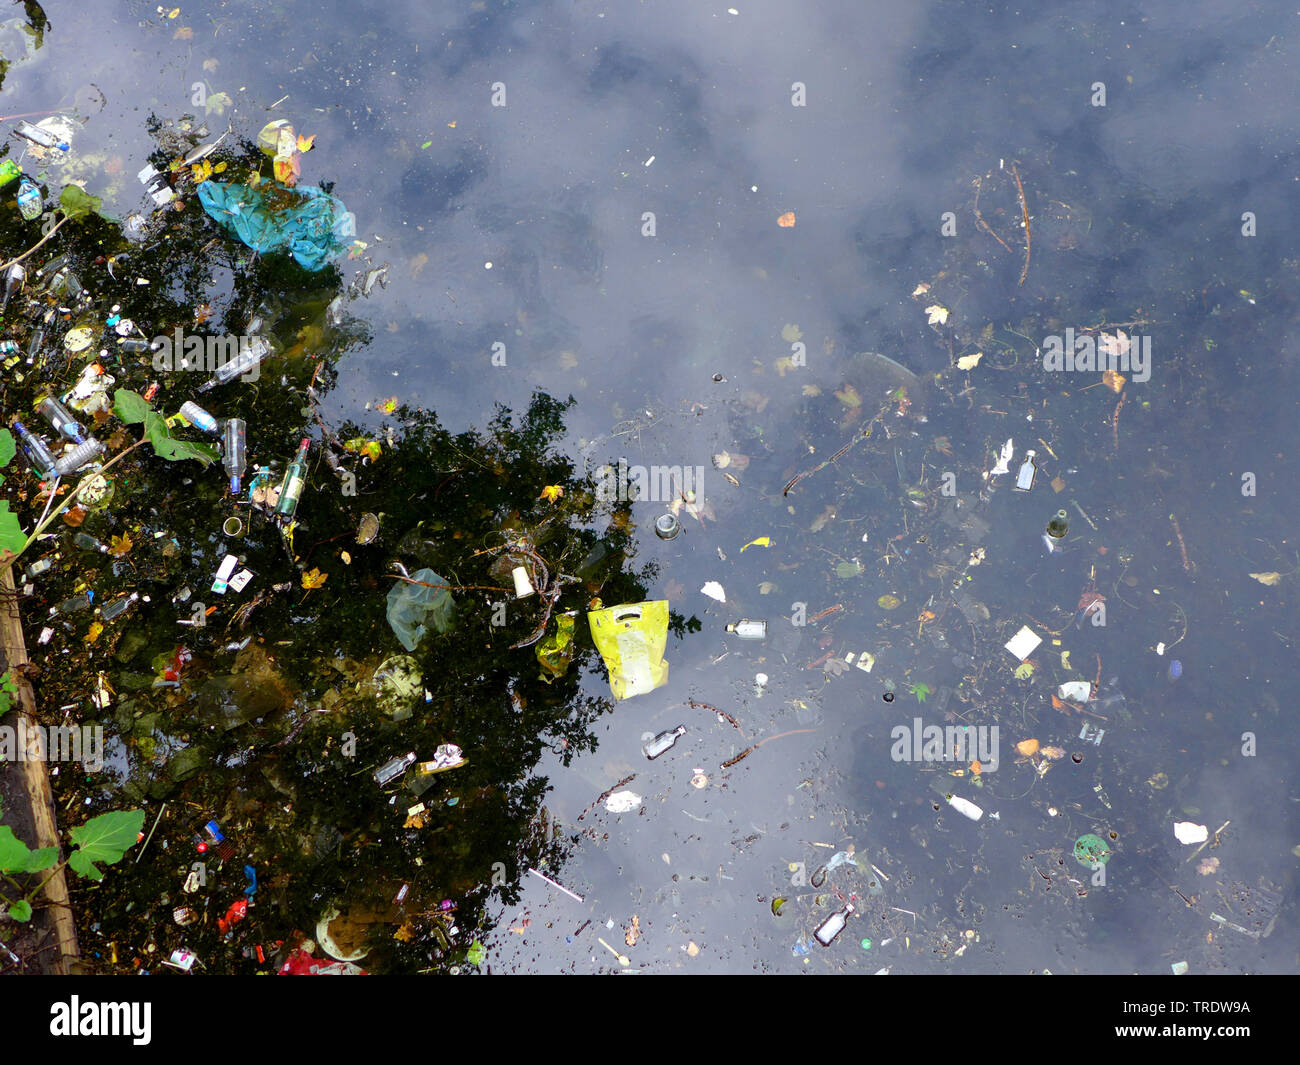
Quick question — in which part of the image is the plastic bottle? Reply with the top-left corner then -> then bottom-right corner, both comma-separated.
12,420 -> 59,477
14,121 -> 69,151
53,437 -> 104,477
197,335 -> 271,392
178,400 -> 218,434
274,439 -> 310,518
222,418 -> 246,494
643,725 -> 686,760
101,592 -> 139,621
49,593 -> 92,616
74,532 -> 108,554
374,751 -> 416,785
725,619 -> 767,640
37,395 -> 87,443
814,903 -> 854,946
16,177 -> 41,221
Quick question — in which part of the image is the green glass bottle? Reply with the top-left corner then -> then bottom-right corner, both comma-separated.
275,439 -> 311,518
1045,509 -> 1069,540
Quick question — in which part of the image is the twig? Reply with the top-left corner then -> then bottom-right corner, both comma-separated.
721,727 -> 818,769
0,213 -> 71,273
1169,513 -> 1193,572
134,803 -> 167,863
1012,164 -> 1031,285
783,401 -> 888,496
1111,391 -> 1126,453
685,698 -> 744,733
972,176 -> 1013,253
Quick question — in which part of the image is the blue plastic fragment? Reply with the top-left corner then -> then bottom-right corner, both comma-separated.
243,865 -> 257,897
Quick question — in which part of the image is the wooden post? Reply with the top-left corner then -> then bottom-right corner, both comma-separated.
0,563 -> 79,973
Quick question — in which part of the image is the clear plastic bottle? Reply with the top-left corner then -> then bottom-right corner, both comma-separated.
814,903 -> 854,946
16,177 -> 41,221
74,532 -> 108,553
1,263 -> 24,312
101,592 -> 139,621
37,395 -> 87,443
12,420 -> 59,477
53,437 -> 104,477
14,121 -> 69,151
725,619 -> 767,640
643,725 -> 686,760
178,400 -> 218,434
222,418 -> 247,494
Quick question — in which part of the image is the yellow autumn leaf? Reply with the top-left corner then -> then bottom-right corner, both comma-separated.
297,134 -> 315,153
86,621 -> 104,645
394,922 -> 416,942
301,567 -> 328,590
167,7 -> 180,17
801,384 -> 822,396
108,531 -> 133,556
274,153 -> 301,185
380,396 -> 399,414
925,304 -> 949,325
1249,572 -> 1282,586
911,282 -> 931,297
956,351 -> 983,370
1016,738 -> 1040,757
213,161 -> 227,174
1102,368 -> 1125,392
740,536 -> 772,552
774,356 -> 797,376
539,484 -> 564,503
833,383 -> 861,408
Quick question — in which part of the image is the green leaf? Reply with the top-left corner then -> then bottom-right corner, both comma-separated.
0,428 -> 14,469
7,899 -> 32,922
0,825 -> 57,873
66,809 -> 145,881
835,560 -> 864,579
466,940 -> 486,966
912,682 -> 932,703
0,503 -> 27,557
144,411 -> 217,466
59,184 -> 102,221
205,91 -> 232,116
113,388 -> 151,425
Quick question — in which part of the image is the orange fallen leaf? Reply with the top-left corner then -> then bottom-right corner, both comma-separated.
1050,693 -> 1066,710
625,914 -> 641,947
1041,746 -> 1066,760
1102,368 -> 1125,392
777,211 -> 796,228
301,567 -> 328,590
539,484 -> 564,503
1016,738 -> 1040,757
969,760 -> 982,776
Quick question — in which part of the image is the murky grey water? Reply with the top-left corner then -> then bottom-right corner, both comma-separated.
5,0 -> 1298,973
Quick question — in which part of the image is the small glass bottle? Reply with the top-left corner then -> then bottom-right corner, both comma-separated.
1,263 -> 25,312
643,725 -> 686,760
222,418 -> 247,493
198,335 -> 271,391
275,439 -> 311,518
725,619 -> 766,640
1013,450 -> 1037,492
1045,509 -> 1069,540
178,400 -> 219,434
12,420 -> 59,478
814,903 -> 854,946
37,395 -> 87,443
374,751 -> 416,785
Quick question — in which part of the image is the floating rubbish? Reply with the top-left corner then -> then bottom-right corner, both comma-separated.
1174,821 -> 1208,845
1057,680 -> 1092,703
700,581 -> 725,603
814,903 -> 854,946
1073,833 -> 1111,867
1014,450 -> 1038,491
588,600 -> 669,700
527,867 -> 584,902
654,513 -> 681,540
1004,626 -> 1042,661
643,726 -> 686,760
605,790 -> 642,813
725,619 -> 766,639
945,794 -> 984,821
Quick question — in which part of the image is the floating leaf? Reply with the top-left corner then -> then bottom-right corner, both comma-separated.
1013,661 -> 1035,680
835,560 -> 863,579
297,134 -> 315,153
834,383 -> 861,408
421,140 -> 433,150
0,825 -> 58,874
740,536 -> 771,552
301,567 -> 328,590
59,184 -> 102,222
66,809 -> 145,881
956,351 -> 983,370
273,153 -> 301,185
911,682 -> 931,702
801,383 -> 822,397
539,484 -> 564,503
1249,571 -> 1282,586
777,211 -> 796,228
86,621 -> 103,645
771,897 -> 788,916
1050,474 -> 1066,493
113,388 -> 151,425
781,323 -> 803,343
758,581 -> 776,595
1016,738 -> 1040,757
466,940 -> 487,966
1102,368 -> 1125,392
0,503 -> 25,557
204,91 -> 232,116
911,283 -> 931,297
145,410 -> 218,465
925,304 -> 949,325
876,593 -> 900,610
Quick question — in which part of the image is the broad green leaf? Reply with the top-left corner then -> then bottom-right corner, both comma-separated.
835,561 -> 864,579
59,184 -> 102,221
0,428 -> 14,469
144,411 -> 217,466
113,388 -> 151,425
466,940 -> 486,966
7,899 -> 32,922
0,503 -> 26,557
0,825 -> 57,873
66,809 -> 145,881
912,682 -> 931,703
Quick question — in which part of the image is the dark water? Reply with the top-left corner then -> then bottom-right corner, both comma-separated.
1,0 -> 1297,974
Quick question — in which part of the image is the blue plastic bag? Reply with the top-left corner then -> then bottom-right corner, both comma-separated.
196,179 -> 351,271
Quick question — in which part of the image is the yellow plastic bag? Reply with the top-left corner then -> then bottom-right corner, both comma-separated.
587,601 -> 670,700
